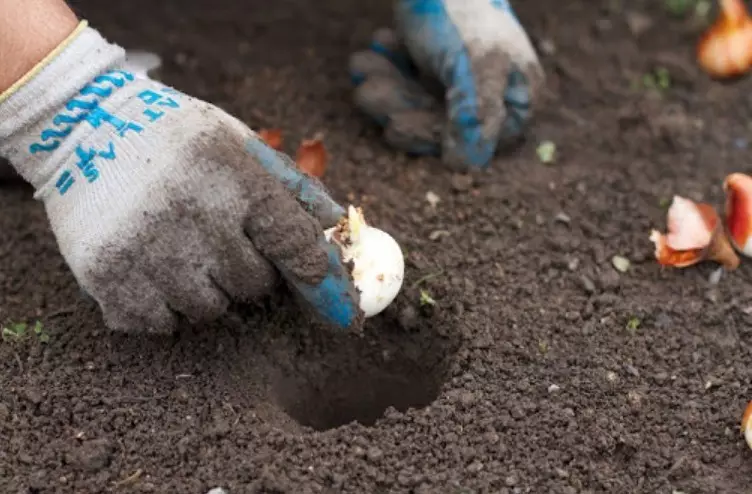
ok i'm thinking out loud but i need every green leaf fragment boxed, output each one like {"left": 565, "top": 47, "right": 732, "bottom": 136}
{"left": 3, "top": 322, "right": 27, "bottom": 338}
{"left": 626, "top": 316, "right": 641, "bottom": 332}
{"left": 419, "top": 289, "right": 436, "bottom": 306}
{"left": 536, "top": 141, "right": 556, "bottom": 164}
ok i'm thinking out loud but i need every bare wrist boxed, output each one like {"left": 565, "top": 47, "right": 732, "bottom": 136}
{"left": 0, "top": 0, "right": 79, "bottom": 92}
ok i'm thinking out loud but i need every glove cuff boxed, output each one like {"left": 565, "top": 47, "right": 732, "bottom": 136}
{"left": 0, "top": 24, "right": 127, "bottom": 188}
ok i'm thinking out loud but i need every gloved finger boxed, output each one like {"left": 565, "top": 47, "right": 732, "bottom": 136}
{"left": 383, "top": 109, "right": 443, "bottom": 156}
{"left": 349, "top": 50, "right": 443, "bottom": 155}
{"left": 242, "top": 163, "right": 362, "bottom": 330}
{"left": 149, "top": 266, "right": 230, "bottom": 323}
{"left": 366, "top": 27, "right": 419, "bottom": 80}
{"left": 245, "top": 134, "right": 344, "bottom": 229}
{"left": 209, "top": 233, "right": 280, "bottom": 303}
{"left": 492, "top": 2, "right": 545, "bottom": 142}
{"left": 499, "top": 69, "right": 532, "bottom": 142}
{"left": 285, "top": 237, "right": 364, "bottom": 330}
{"left": 350, "top": 49, "right": 410, "bottom": 88}
{"left": 440, "top": 48, "right": 509, "bottom": 169}
{"left": 353, "top": 74, "right": 439, "bottom": 126}
{"left": 442, "top": 50, "right": 542, "bottom": 168}
{"left": 92, "top": 272, "right": 178, "bottom": 333}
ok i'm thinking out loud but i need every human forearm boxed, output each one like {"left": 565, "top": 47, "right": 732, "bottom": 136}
{"left": 0, "top": 0, "right": 79, "bottom": 93}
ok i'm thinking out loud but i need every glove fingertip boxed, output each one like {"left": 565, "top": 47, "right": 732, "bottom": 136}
{"left": 442, "top": 125, "right": 498, "bottom": 170}
{"left": 285, "top": 237, "right": 363, "bottom": 331}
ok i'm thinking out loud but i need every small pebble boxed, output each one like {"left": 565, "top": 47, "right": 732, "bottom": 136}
{"left": 598, "top": 270, "right": 620, "bottom": 291}
{"left": 581, "top": 321, "right": 596, "bottom": 335}
{"left": 23, "top": 388, "right": 43, "bottom": 405}
{"left": 555, "top": 467, "right": 570, "bottom": 478}
{"left": 428, "top": 230, "right": 451, "bottom": 241}
{"left": 624, "top": 364, "right": 640, "bottom": 378}
{"left": 548, "top": 384, "right": 561, "bottom": 393}
{"left": 65, "top": 438, "right": 114, "bottom": 472}
{"left": 450, "top": 174, "right": 474, "bottom": 192}
{"left": 206, "top": 489, "right": 228, "bottom": 494}
{"left": 627, "top": 390, "right": 643, "bottom": 407}
{"left": 367, "top": 447, "right": 384, "bottom": 461}
{"left": 705, "top": 378, "right": 721, "bottom": 390}
{"left": 398, "top": 305, "right": 420, "bottom": 331}
{"left": 425, "top": 191, "right": 440, "bottom": 207}
{"left": 708, "top": 267, "right": 723, "bottom": 285}
{"left": 564, "top": 311, "right": 580, "bottom": 321}
{"left": 554, "top": 212, "right": 571, "bottom": 224}
{"left": 611, "top": 255, "right": 630, "bottom": 273}
{"left": 484, "top": 431, "right": 500, "bottom": 444}
{"left": 625, "top": 11, "right": 654, "bottom": 37}
{"left": 580, "top": 275, "right": 596, "bottom": 294}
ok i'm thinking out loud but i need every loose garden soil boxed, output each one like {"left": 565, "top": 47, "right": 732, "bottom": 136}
{"left": 3, "top": 0, "right": 752, "bottom": 492}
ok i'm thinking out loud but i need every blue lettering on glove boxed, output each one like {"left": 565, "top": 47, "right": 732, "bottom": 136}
{"left": 30, "top": 70, "right": 136, "bottom": 155}
{"left": 38, "top": 70, "right": 185, "bottom": 196}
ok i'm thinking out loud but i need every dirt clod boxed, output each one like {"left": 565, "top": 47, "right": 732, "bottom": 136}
{"left": 64, "top": 439, "right": 115, "bottom": 472}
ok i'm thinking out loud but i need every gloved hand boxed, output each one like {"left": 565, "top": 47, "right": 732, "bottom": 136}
{"left": 0, "top": 22, "right": 363, "bottom": 333}
{"left": 349, "top": 0, "right": 545, "bottom": 170}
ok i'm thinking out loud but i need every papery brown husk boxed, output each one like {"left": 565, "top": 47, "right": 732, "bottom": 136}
{"left": 705, "top": 225, "right": 740, "bottom": 269}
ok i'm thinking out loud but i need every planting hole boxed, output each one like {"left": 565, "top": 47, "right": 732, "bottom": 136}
{"left": 270, "top": 311, "right": 458, "bottom": 431}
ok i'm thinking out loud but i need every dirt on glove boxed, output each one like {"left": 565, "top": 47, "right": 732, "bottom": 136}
{"left": 2, "top": 0, "right": 752, "bottom": 493}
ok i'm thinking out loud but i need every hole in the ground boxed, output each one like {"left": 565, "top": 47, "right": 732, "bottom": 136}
{"left": 269, "top": 306, "right": 458, "bottom": 431}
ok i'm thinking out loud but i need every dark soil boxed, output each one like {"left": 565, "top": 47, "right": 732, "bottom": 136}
{"left": 3, "top": 0, "right": 752, "bottom": 492}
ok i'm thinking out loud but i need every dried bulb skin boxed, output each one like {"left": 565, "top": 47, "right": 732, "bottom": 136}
{"left": 649, "top": 195, "right": 739, "bottom": 269}
{"left": 325, "top": 206, "right": 404, "bottom": 318}
{"left": 724, "top": 172, "right": 752, "bottom": 255}
{"left": 742, "top": 400, "right": 752, "bottom": 450}
{"left": 697, "top": 0, "right": 752, "bottom": 78}
{"left": 257, "top": 129, "right": 283, "bottom": 151}
{"left": 295, "top": 136, "right": 328, "bottom": 178}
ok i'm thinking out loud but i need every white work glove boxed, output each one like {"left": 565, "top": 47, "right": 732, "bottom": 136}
{"left": 0, "top": 22, "right": 363, "bottom": 333}
{"left": 349, "top": 0, "right": 544, "bottom": 170}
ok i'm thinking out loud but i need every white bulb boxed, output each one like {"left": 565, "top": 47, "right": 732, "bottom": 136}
{"left": 325, "top": 206, "right": 404, "bottom": 318}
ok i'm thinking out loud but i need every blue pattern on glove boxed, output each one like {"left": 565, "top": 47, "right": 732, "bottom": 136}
{"left": 246, "top": 137, "right": 360, "bottom": 330}
{"left": 289, "top": 237, "right": 360, "bottom": 329}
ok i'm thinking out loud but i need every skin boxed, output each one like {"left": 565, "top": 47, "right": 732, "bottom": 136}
{"left": 0, "top": 0, "right": 79, "bottom": 93}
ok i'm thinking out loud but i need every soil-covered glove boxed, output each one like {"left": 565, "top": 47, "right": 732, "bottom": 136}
{"left": 0, "top": 22, "right": 363, "bottom": 333}
{"left": 349, "top": 0, "right": 545, "bottom": 170}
